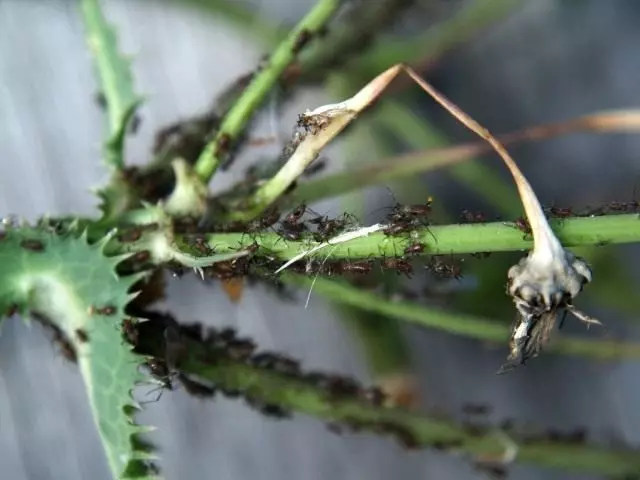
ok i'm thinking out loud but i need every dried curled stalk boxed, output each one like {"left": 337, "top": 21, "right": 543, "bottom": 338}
{"left": 399, "top": 68, "right": 600, "bottom": 373}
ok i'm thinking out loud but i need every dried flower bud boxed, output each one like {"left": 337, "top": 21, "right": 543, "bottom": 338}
{"left": 396, "top": 66, "right": 603, "bottom": 373}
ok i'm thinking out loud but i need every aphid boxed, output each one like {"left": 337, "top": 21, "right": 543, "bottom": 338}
{"left": 118, "top": 228, "right": 143, "bottom": 243}
{"left": 218, "top": 326, "right": 237, "bottom": 342}
{"left": 302, "top": 158, "right": 327, "bottom": 177}
{"left": 75, "top": 329, "right": 89, "bottom": 343}
{"left": 248, "top": 207, "right": 280, "bottom": 232}
{"left": 284, "top": 180, "right": 298, "bottom": 195}
{"left": 132, "top": 250, "right": 151, "bottom": 263}
{"left": 403, "top": 241, "right": 425, "bottom": 256}
{"left": 388, "top": 199, "right": 433, "bottom": 220}
{"left": 607, "top": 200, "right": 639, "bottom": 213}
{"left": 513, "top": 216, "right": 532, "bottom": 237}
{"left": 56, "top": 335, "right": 77, "bottom": 363}
{"left": 311, "top": 214, "right": 354, "bottom": 242}
{"left": 271, "top": 355, "right": 301, "bottom": 375}
{"left": 323, "top": 375, "right": 361, "bottom": 398}
{"left": 122, "top": 318, "right": 139, "bottom": 345}
{"left": 427, "top": 255, "right": 463, "bottom": 280}
{"left": 382, "top": 257, "right": 413, "bottom": 277}
{"left": 210, "top": 256, "right": 250, "bottom": 280}
{"left": 249, "top": 352, "right": 279, "bottom": 369}
{"left": 292, "top": 28, "right": 313, "bottom": 54}
{"left": 341, "top": 260, "right": 374, "bottom": 275}
{"left": 215, "top": 132, "right": 232, "bottom": 157}
{"left": 97, "top": 305, "right": 117, "bottom": 316}
{"left": 190, "top": 234, "right": 213, "bottom": 255}
{"left": 545, "top": 205, "right": 573, "bottom": 218}
{"left": 296, "top": 111, "right": 331, "bottom": 135}
{"left": 460, "top": 210, "right": 486, "bottom": 223}
{"left": 94, "top": 91, "right": 107, "bottom": 109}
{"left": 382, "top": 220, "right": 416, "bottom": 237}
{"left": 178, "top": 374, "right": 216, "bottom": 398}
{"left": 278, "top": 220, "right": 307, "bottom": 241}
{"left": 20, "top": 239, "right": 45, "bottom": 252}
{"left": 226, "top": 338, "right": 256, "bottom": 361}
{"left": 259, "top": 403, "right": 292, "bottom": 419}
{"left": 361, "top": 386, "right": 385, "bottom": 406}
{"left": 128, "top": 114, "right": 142, "bottom": 135}
{"left": 285, "top": 204, "right": 308, "bottom": 225}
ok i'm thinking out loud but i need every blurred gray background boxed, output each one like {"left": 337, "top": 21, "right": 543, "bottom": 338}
{"left": 1, "top": 1, "right": 640, "bottom": 479}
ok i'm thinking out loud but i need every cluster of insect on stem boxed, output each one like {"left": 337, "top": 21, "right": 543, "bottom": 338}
{"left": 130, "top": 309, "right": 597, "bottom": 468}
{"left": 130, "top": 310, "right": 436, "bottom": 448}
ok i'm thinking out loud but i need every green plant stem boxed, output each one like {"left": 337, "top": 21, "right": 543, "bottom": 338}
{"left": 143, "top": 214, "right": 640, "bottom": 260}
{"left": 163, "top": 335, "right": 640, "bottom": 475}
{"left": 193, "top": 0, "right": 343, "bottom": 183}
{"left": 80, "top": 0, "right": 142, "bottom": 171}
{"left": 285, "top": 274, "right": 640, "bottom": 361}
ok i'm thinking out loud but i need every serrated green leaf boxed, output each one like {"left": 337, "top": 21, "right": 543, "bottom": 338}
{"left": 80, "top": 0, "right": 143, "bottom": 170}
{"left": 0, "top": 227, "right": 158, "bottom": 479}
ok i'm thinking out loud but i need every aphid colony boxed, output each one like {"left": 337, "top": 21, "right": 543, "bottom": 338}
{"left": 136, "top": 314, "right": 404, "bottom": 430}
{"left": 164, "top": 199, "right": 466, "bottom": 283}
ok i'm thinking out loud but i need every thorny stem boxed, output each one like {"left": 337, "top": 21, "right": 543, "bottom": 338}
{"left": 143, "top": 329, "right": 640, "bottom": 476}
{"left": 193, "top": 0, "right": 343, "bottom": 183}
{"left": 289, "top": 108, "right": 640, "bottom": 207}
